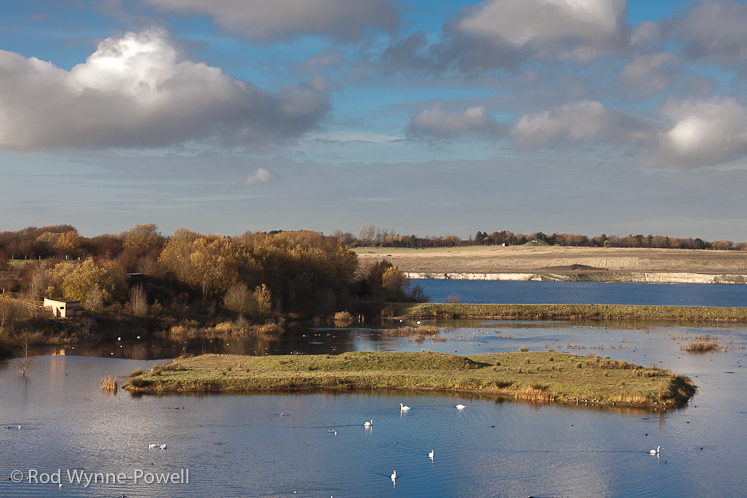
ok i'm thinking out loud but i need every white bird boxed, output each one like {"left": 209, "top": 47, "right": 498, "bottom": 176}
{"left": 456, "top": 404, "right": 466, "bottom": 410}
{"left": 400, "top": 403, "right": 410, "bottom": 412}
{"left": 391, "top": 470, "right": 397, "bottom": 485}
{"left": 650, "top": 446, "right": 660, "bottom": 455}
{"left": 160, "top": 444, "right": 167, "bottom": 450}
{"left": 364, "top": 420, "right": 373, "bottom": 427}
{"left": 17, "top": 425, "right": 21, "bottom": 429}
{"left": 148, "top": 444, "right": 157, "bottom": 449}
{"left": 429, "top": 449, "right": 434, "bottom": 461}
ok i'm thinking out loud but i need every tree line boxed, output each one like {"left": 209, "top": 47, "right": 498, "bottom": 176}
{"left": 339, "top": 224, "right": 747, "bottom": 251}
{"left": 0, "top": 224, "right": 426, "bottom": 320}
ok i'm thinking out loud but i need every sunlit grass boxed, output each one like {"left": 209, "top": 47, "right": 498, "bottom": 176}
{"left": 393, "top": 303, "right": 747, "bottom": 322}
{"left": 123, "top": 351, "right": 695, "bottom": 409}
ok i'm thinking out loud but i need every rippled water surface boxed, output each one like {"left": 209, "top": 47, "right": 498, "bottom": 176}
{"left": 2, "top": 320, "right": 747, "bottom": 497}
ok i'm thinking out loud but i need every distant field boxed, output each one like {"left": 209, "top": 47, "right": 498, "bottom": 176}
{"left": 354, "top": 245, "right": 747, "bottom": 276}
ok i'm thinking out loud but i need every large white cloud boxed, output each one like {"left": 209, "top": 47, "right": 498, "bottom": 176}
{"left": 407, "top": 102, "right": 501, "bottom": 139}
{"left": 145, "top": 0, "right": 399, "bottom": 40}
{"left": 0, "top": 28, "right": 329, "bottom": 150}
{"left": 652, "top": 97, "right": 747, "bottom": 168}
{"left": 456, "top": 0, "right": 630, "bottom": 61}
{"left": 513, "top": 101, "right": 656, "bottom": 148}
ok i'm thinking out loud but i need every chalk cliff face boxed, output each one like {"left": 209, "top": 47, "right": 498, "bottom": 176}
{"left": 405, "top": 272, "right": 747, "bottom": 284}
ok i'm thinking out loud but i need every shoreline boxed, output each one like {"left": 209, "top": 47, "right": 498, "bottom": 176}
{"left": 405, "top": 271, "right": 747, "bottom": 284}
{"left": 122, "top": 351, "right": 696, "bottom": 410}
{"left": 390, "top": 302, "right": 747, "bottom": 322}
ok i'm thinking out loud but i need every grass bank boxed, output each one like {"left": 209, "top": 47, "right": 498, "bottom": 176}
{"left": 391, "top": 303, "right": 747, "bottom": 322}
{"left": 123, "top": 351, "right": 695, "bottom": 409}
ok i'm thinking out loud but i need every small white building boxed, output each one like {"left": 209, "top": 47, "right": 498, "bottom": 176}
{"left": 44, "top": 298, "right": 83, "bottom": 318}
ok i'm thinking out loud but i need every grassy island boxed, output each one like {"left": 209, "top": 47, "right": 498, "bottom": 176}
{"left": 123, "top": 351, "right": 696, "bottom": 409}
{"left": 392, "top": 302, "right": 747, "bottom": 322}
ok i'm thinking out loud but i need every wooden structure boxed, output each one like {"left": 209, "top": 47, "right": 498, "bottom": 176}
{"left": 43, "top": 298, "right": 83, "bottom": 318}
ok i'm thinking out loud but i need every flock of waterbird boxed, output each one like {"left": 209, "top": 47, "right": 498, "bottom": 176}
{"left": 370, "top": 402, "right": 465, "bottom": 486}
{"left": 361, "top": 401, "right": 661, "bottom": 487}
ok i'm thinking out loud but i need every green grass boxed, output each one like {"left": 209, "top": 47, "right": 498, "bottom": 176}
{"left": 392, "top": 302, "right": 747, "bottom": 322}
{"left": 123, "top": 351, "right": 695, "bottom": 409}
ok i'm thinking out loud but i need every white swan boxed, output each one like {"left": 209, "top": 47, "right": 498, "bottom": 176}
{"left": 400, "top": 403, "right": 410, "bottom": 412}
{"left": 429, "top": 449, "right": 434, "bottom": 461}
{"left": 650, "top": 445, "right": 660, "bottom": 455}
{"left": 456, "top": 404, "right": 466, "bottom": 410}
{"left": 148, "top": 444, "right": 157, "bottom": 449}
{"left": 160, "top": 444, "right": 167, "bottom": 450}
{"left": 391, "top": 470, "right": 396, "bottom": 484}
{"left": 364, "top": 420, "right": 372, "bottom": 427}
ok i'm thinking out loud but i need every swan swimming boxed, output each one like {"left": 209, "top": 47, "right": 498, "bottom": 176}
{"left": 364, "top": 420, "right": 373, "bottom": 427}
{"left": 429, "top": 449, "right": 434, "bottom": 461}
{"left": 456, "top": 404, "right": 466, "bottom": 410}
{"left": 400, "top": 403, "right": 410, "bottom": 412}
{"left": 650, "top": 446, "right": 660, "bottom": 455}
{"left": 391, "top": 470, "right": 396, "bottom": 484}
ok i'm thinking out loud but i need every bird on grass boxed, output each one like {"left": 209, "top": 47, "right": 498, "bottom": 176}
{"left": 400, "top": 403, "right": 410, "bottom": 412}
{"left": 650, "top": 446, "right": 660, "bottom": 455}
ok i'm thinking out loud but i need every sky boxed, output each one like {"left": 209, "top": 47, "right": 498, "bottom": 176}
{"left": 1, "top": 0, "right": 747, "bottom": 241}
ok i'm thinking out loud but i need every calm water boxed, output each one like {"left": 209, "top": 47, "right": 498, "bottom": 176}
{"left": 2, "top": 320, "right": 747, "bottom": 497}
{"left": 413, "top": 279, "right": 747, "bottom": 307}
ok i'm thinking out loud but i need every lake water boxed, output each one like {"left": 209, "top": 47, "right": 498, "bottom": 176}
{"left": 412, "top": 279, "right": 747, "bottom": 307}
{"left": 3, "top": 281, "right": 747, "bottom": 496}
{"left": 2, "top": 317, "right": 746, "bottom": 497}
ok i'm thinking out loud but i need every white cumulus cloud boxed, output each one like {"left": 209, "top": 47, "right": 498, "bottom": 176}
{"left": 513, "top": 101, "right": 657, "bottom": 147}
{"left": 671, "top": 1, "right": 747, "bottom": 64}
{"left": 0, "top": 28, "right": 329, "bottom": 150}
{"left": 456, "top": 0, "right": 630, "bottom": 60}
{"left": 145, "top": 0, "right": 399, "bottom": 40}
{"left": 246, "top": 168, "right": 273, "bottom": 186}
{"left": 407, "top": 102, "right": 500, "bottom": 139}
{"left": 620, "top": 52, "right": 679, "bottom": 94}
{"left": 652, "top": 97, "right": 747, "bottom": 168}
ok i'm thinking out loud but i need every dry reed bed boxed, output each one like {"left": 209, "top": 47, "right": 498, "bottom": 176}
{"left": 123, "top": 351, "right": 695, "bottom": 409}
{"left": 100, "top": 375, "right": 118, "bottom": 393}
{"left": 394, "top": 303, "right": 747, "bottom": 322}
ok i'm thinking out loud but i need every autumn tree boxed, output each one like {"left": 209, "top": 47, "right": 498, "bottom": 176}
{"left": 123, "top": 223, "right": 165, "bottom": 249}
{"left": 62, "top": 258, "right": 127, "bottom": 305}
{"left": 55, "top": 230, "right": 82, "bottom": 259}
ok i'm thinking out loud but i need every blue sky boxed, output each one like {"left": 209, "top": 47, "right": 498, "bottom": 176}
{"left": 1, "top": 0, "right": 747, "bottom": 241}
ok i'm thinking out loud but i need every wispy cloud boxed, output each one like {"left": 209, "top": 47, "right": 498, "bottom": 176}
{"left": 145, "top": 0, "right": 400, "bottom": 41}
